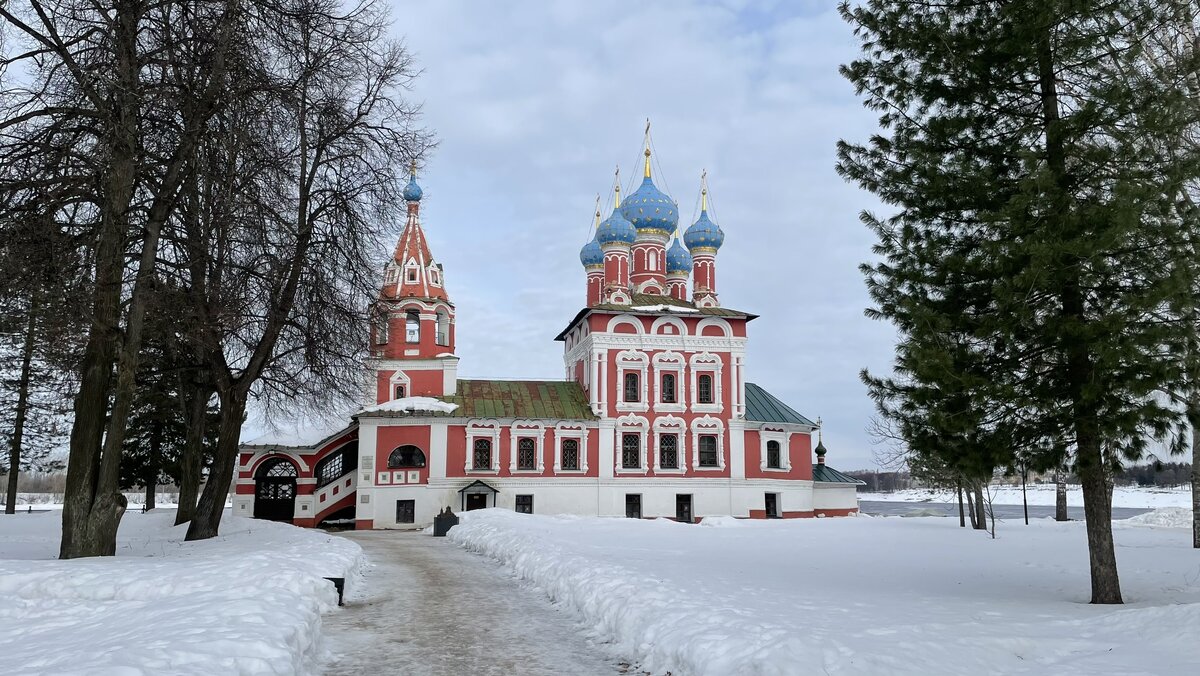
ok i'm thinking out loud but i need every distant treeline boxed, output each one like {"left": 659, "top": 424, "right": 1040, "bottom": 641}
{"left": 848, "top": 462, "right": 1194, "bottom": 492}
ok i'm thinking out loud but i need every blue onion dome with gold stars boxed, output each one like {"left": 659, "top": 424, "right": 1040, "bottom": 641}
{"left": 403, "top": 161, "right": 423, "bottom": 201}
{"left": 596, "top": 206, "right": 636, "bottom": 246}
{"left": 666, "top": 237, "right": 691, "bottom": 273}
{"left": 684, "top": 208, "right": 724, "bottom": 251}
{"left": 579, "top": 235, "right": 604, "bottom": 267}
{"left": 621, "top": 149, "right": 678, "bottom": 233}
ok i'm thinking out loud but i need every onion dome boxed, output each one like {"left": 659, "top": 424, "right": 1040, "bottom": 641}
{"left": 684, "top": 208, "right": 724, "bottom": 251}
{"left": 579, "top": 236, "right": 604, "bottom": 267}
{"left": 621, "top": 149, "right": 678, "bottom": 233}
{"left": 403, "top": 161, "right": 423, "bottom": 202}
{"left": 596, "top": 207, "right": 636, "bottom": 245}
{"left": 666, "top": 238, "right": 691, "bottom": 273}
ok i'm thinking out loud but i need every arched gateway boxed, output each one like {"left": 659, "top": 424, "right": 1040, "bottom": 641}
{"left": 254, "top": 458, "right": 298, "bottom": 522}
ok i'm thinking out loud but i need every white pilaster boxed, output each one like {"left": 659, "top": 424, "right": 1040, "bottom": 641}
{"left": 729, "top": 419, "right": 746, "bottom": 480}
{"left": 598, "top": 420, "right": 615, "bottom": 479}
{"left": 429, "top": 422, "right": 448, "bottom": 480}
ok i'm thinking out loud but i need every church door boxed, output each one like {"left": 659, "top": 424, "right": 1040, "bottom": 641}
{"left": 675, "top": 494, "right": 693, "bottom": 523}
{"left": 466, "top": 493, "right": 488, "bottom": 511}
{"left": 254, "top": 458, "right": 298, "bottom": 522}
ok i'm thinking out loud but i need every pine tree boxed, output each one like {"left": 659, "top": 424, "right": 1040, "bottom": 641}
{"left": 839, "top": 0, "right": 1200, "bottom": 603}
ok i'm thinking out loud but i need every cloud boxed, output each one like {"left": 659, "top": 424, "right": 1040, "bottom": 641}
{"left": 391, "top": 0, "right": 895, "bottom": 470}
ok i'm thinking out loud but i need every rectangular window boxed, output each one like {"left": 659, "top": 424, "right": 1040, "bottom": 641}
{"left": 766, "top": 440, "right": 782, "bottom": 469}
{"left": 561, "top": 438, "right": 580, "bottom": 471}
{"left": 621, "top": 433, "right": 640, "bottom": 469}
{"left": 625, "top": 494, "right": 642, "bottom": 519}
{"left": 698, "top": 435, "right": 719, "bottom": 467}
{"left": 405, "top": 311, "right": 420, "bottom": 343}
{"left": 659, "top": 434, "right": 678, "bottom": 469}
{"left": 473, "top": 439, "right": 492, "bottom": 470}
{"left": 374, "top": 315, "right": 388, "bottom": 344}
{"left": 517, "top": 437, "right": 537, "bottom": 470}
{"left": 515, "top": 495, "right": 534, "bottom": 514}
{"left": 396, "top": 499, "right": 415, "bottom": 524}
{"left": 697, "top": 374, "right": 714, "bottom": 404}
{"left": 661, "top": 373, "right": 676, "bottom": 403}
{"left": 624, "top": 372, "right": 640, "bottom": 402}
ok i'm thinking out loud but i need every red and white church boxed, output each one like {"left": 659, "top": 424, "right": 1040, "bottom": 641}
{"left": 233, "top": 140, "right": 862, "bottom": 529}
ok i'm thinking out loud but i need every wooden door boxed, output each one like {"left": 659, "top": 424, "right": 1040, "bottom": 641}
{"left": 466, "top": 493, "right": 488, "bottom": 511}
{"left": 396, "top": 499, "right": 415, "bottom": 524}
{"left": 675, "top": 494, "right": 692, "bottom": 523}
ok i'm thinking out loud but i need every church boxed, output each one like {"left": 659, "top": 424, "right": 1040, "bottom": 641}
{"left": 232, "top": 135, "right": 862, "bottom": 529}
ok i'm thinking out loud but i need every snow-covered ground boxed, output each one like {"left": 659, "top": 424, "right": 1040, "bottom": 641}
{"left": 449, "top": 509, "right": 1200, "bottom": 676}
{"left": 860, "top": 484, "right": 1191, "bottom": 509}
{"left": 0, "top": 510, "right": 362, "bottom": 675}
{"left": 2, "top": 492, "right": 186, "bottom": 508}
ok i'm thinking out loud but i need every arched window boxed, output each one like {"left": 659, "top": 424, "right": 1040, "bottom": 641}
{"left": 660, "top": 373, "right": 676, "bottom": 403}
{"left": 405, "top": 310, "right": 420, "bottom": 343}
{"left": 394, "top": 384, "right": 407, "bottom": 399}
{"left": 258, "top": 457, "right": 298, "bottom": 478}
{"left": 659, "top": 434, "right": 678, "bottom": 469}
{"left": 473, "top": 439, "right": 492, "bottom": 470}
{"left": 624, "top": 372, "right": 640, "bottom": 402}
{"left": 648, "top": 249, "right": 659, "bottom": 271}
{"left": 517, "top": 438, "right": 536, "bottom": 470}
{"left": 560, "top": 438, "right": 579, "bottom": 471}
{"left": 621, "top": 433, "right": 640, "bottom": 469}
{"left": 697, "top": 374, "right": 714, "bottom": 404}
{"left": 766, "top": 440, "right": 782, "bottom": 469}
{"left": 436, "top": 309, "right": 450, "bottom": 346}
{"left": 387, "top": 445, "right": 426, "bottom": 469}
{"left": 698, "top": 435, "right": 719, "bottom": 467}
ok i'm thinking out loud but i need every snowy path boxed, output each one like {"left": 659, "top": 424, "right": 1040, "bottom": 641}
{"left": 320, "top": 531, "right": 622, "bottom": 675}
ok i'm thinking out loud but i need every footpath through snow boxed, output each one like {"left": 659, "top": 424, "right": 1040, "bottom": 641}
{"left": 449, "top": 509, "right": 1200, "bottom": 676}
{"left": 0, "top": 510, "right": 362, "bottom": 675}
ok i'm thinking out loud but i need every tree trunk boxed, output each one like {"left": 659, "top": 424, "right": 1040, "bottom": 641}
{"left": 145, "top": 423, "right": 161, "bottom": 511}
{"left": 965, "top": 487, "right": 978, "bottom": 529}
{"left": 957, "top": 481, "right": 966, "bottom": 528}
{"left": 5, "top": 293, "right": 39, "bottom": 514}
{"left": 1056, "top": 469, "right": 1069, "bottom": 521}
{"left": 1189, "top": 402, "right": 1200, "bottom": 548}
{"left": 1021, "top": 465, "right": 1029, "bottom": 526}
{"left": 1077, "top": 429, "right": 1122, "bottom": 604}
{"left": 973, "top": 483, "right": 987, "bottom": 530}
{"left": 186, "top": 388, "right": 247, "bottom": 541}
{"left": 175, "top": 380, "right": 210, "bottom": 525}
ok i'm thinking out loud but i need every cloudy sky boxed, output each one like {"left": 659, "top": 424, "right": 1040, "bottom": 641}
{"left": 390, "top": 0, "right": 896, "bottom": 471}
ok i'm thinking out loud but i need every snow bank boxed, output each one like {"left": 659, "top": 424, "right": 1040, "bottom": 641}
{"left": 0, "top": 510, "right": 362, "bottom": 675}
{"left": 631, "top": 304, "right": 699, "bottom": 313}
{"left": 1122, "top": 506, "right": 1193, "bottom": 528}
{"left": 450, "top": 509, "right": 1200, "bottom": 676}
{"left": 357, "top": 396, "right": 458, "bottom": 415}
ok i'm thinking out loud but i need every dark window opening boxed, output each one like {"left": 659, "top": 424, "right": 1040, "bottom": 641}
{"left": 473, "top": 438, "right": 492, "bottom": 470}
{"left": 515, "top": 495, "right": 534, "bottom": 514}
{"left": 517, "top": 437, "right": 537, "bottom": 470}
{"left": 624, "top": 371, "right": 640, "bottom": 402}
{"left": 396, "top": 499, "right": 415, "bottom": 523}
{"left": 659, "top": 434, "right": 678, "bottom": 469}
{"left": 661, "top": 373, "right": 676, "bottom": 403}
{"left": 394, "top": 384, "right": 407, "bottom": 399}
{"left": 697, "top": 374, "right": 714, "bottom": 404}
{"left": 698, "top": 435, "right": 719, "bottom": 467}
{"left": 405, "top": 310, "right": 420, "bottom": 343}
{"left": 766, "top": 440, "right": 782, "bottom": 469}
{"left": 387, "top": 445, "right": 426, "bottom": 469}
{"left": 625, "top": 494, "right": 642, "bottom": 519}
{"left": 561, "top": 438, "right": 580, "bottom": 471}
{"left": 260, "top": 458, "right": 298, "bottom": 478}
{"left": 621, "top": 433, "right": 640, "bottom": 469}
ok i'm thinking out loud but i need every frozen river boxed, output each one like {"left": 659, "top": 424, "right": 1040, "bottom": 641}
{"left": 858, "top": 500, "right": 1152, "bottom": 521}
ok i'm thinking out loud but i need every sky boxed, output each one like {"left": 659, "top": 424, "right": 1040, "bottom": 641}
{"left": 387, "top": 0, "right": 896, "bottom": 471}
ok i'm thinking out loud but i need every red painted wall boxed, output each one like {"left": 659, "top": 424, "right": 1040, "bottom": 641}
{"left": 375, "top": 425, "right": 432, "bottom": 484}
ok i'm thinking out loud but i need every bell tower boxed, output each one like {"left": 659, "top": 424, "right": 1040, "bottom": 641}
{"left": 368, "top": 162, "right": 459, "bottom": 402}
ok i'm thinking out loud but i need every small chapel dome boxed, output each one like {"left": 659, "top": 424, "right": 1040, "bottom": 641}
{"left": 684, "top": 208, "right": 724, "bottom": 251}
{"left": 596, "top": 207, "right": 637, "bottom": 246}
{"left": 666, "top": 238, "right": 692, "bottom": 273}
{"left": 403, "top": 161, "right": 423, "bottom": 202}
{"left": 579, "top": 235, "right": 604, "bottom": 267}
{"left": 621, "top": 149, "right": 678, "bottom": 233}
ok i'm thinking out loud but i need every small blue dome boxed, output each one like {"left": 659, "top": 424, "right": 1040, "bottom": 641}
{"left": 621, "top": 176, "right": 678, "bottom": 233}
{"left": 684, "top": 209, "right": 724, "bottom": 251}
{"left": 666, "top": 238, "right": 692, "bottom": 273}
{"left": 403, "top": 174, "right": 423, "bottom": 202}
{"left": 579, "top": 236, "right": 604, "bottom": 267}
{"left": 596, "top": 207, "right": 636, "bottom": 245}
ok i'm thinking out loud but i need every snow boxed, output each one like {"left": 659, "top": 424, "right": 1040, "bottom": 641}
{"left": 0, "top": 510, "right": 362, "bottom": 675}
{"left": 1121, "top": 507, "right": 1193, "bottom": 529}
{"left": 449, "top": 509, "right": 1200, "bottom": 676}
{"left": 631, "top": 304, "right": 700, "bottom": 313}
{"left": 242, "top": 415, "right": 355, "bottom": 448}
{"left": 861, "top": 484, "right": 1192, "bottom": 509}
{"left": 356, "top": 396, "right": 458, "bottom": 415}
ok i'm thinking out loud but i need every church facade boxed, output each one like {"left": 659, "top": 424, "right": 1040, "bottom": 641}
{"left": 233, "top": 140, "right": 861, "bottom": 529}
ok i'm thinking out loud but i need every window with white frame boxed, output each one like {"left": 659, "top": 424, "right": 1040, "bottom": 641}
{"left": 624, "top": 372, "right": 640, "bottom": 402}
{"left": 621, "top": 433, "right": 640, "bottom": 469}
{"left": 405, "top": 310, "right": 420, "bottom": 343}
{"left": 394, "top": 384, "right": 406, "bottom": 399}
{"left": 689, "top": 353, "right": 723, "bottom": 413}
{"left": 517, "top": 438, "right": 537, "bottom": 470}
{"left": 697, "top": 374, "right": 714, "bottom": 404}
{"left": 698, "top": 435, "right": 719, "bottom": 467}
{"left": 472, "top": 439, "right": 492, "bottom": 470}
{"left": 661, "top": 373, "right": 676, "bottom": 403}
{"left": 560, "top": 438, "right": 580, "bottom": 471}
{"left": 766, "top": 440, "right": 782, "bottom": 469}
{"left": 374, "top": 312, "right": 389, "bottom": 344}
{"left": 659, "top": 434, "right": 679, "bottom": 469}
{"left": 616, "top": 350, "right": 649, "bottom": 412}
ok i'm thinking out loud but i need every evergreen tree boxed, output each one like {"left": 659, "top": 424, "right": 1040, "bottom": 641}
{"left": 839, "top": 0, "right": 1200, "bottom": 603}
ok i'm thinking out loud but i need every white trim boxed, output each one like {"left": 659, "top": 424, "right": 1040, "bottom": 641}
{"left": 650, "top": 315, "right": 688, "bottom": 336}
{"left": 616, "top": 349, "right": 650, "bottom": 413}
{"left": 652, "top": 415, "right": 687, "bottom": 473}
{"left": 606, "top": 314, "right": 645, "bottom": 335}
{"left": 388, "top": 370, "right": 411, "bottom": 400}
{"left": 509, "top": 420, "right": 546, "bottom": 474}
{"left": 615, "top": 414, "right": 649, "bottom": 475}
{"left": 696, "top": 317, "right": 733, "bottom": 337}
{"left": 690, "top": 415, "right": 726, "bottom": 471}
{"left": 689, "top": 352, "right": 724, "bottom": 414}
{"left": 465, "top": 420, "right": 501, "bottom": 473}
{"left": 553, "top": 423, "right": 588, "bottom": 474}
{"left": 651, "top": 350, "right": 686, "bottom": 413}
{"left": 759, "top": 427, "right": 791, "bottom": 472}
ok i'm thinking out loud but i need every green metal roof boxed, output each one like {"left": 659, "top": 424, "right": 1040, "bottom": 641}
{"left": 744, "top": 382, "right": 816, "bottom": 426}
{"left": 442, "top": 380, "right": 597, "bottom": 420}
{"left": 812, "top": 464, "right": 866, "bottom": 485}
{"left": 555, "top": 294, "right": 757, "bottom": 341}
